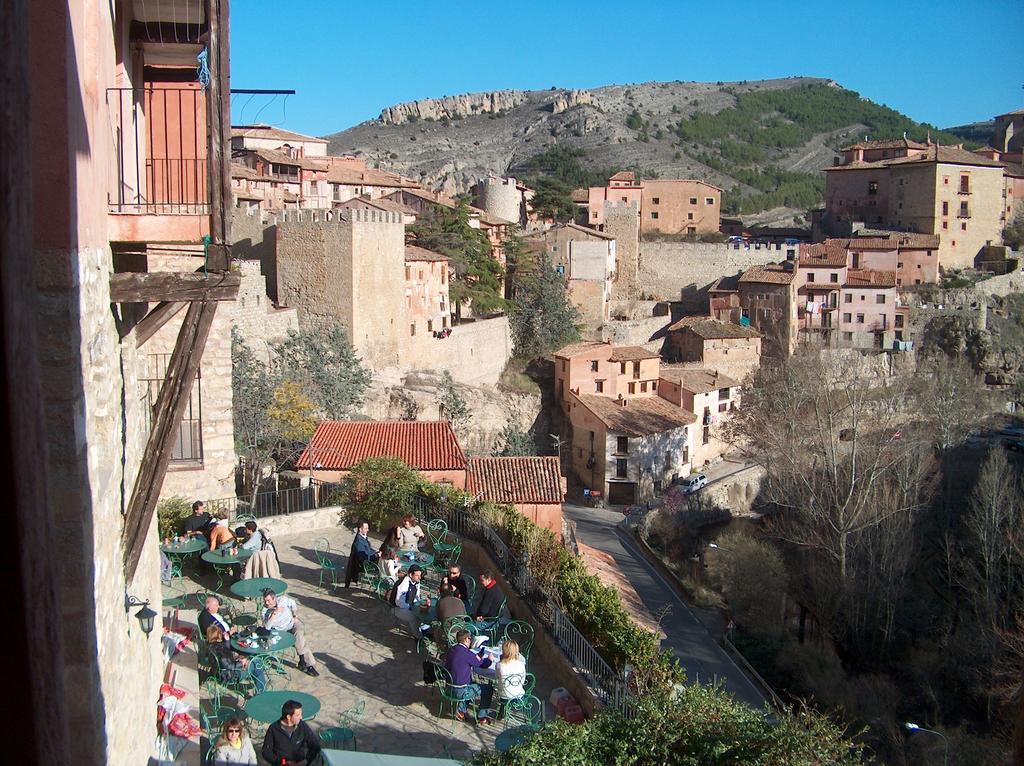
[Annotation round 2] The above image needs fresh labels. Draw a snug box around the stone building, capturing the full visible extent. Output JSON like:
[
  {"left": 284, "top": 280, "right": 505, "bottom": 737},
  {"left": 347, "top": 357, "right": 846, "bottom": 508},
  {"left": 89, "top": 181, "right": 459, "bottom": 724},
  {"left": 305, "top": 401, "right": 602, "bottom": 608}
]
[
  {"left": 822, "top": 141, "right": 1008, "bottom": 269},
  {"left": 274, "top": 208, "right": 407, "bottom": 369},
  {"left": 602, "top": 202, "right": 641, "bottom": 300},
  {"left": 404, "top": 245, "right": 452, "bottom": 339},
  {"left": 229, "top": 259, "right": 299, "bottom": 360},
  {"left": 658, "top": 368, "right": 740, "bottom": 467},
  {"left": 472, "top": 175, "right": 534, "bottom": 228},
  {"left": 663, "top": 317, "right": 762, "bottom": 380},
  {"left": 710, "top": 263, "right": 798, "bottom": 355},
  {"left": 8, "top": 0, "right": 236, "bottom": 762},
  {"left": 531, "top": 223, "right": 617, "bottom": 337},
  {"left": 584, "top": 171, "right": 722, "bottom": 235},
  {"left": 552, "top": 341, "right": 661, "bottom": 415}
]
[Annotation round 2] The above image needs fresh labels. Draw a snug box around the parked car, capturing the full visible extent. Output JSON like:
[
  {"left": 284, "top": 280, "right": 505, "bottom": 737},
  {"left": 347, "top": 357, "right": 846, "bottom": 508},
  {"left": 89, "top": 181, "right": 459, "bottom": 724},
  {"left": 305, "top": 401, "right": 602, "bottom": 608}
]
[{"left": 682, "top": 473, "right": 708, "bottom": 494}]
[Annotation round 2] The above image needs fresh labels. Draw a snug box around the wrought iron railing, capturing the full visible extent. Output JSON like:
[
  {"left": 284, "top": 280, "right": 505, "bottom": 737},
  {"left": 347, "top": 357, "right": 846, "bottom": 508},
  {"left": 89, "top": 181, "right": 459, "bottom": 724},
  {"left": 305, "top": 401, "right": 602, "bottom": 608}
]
[
  {"left": 107, "top": 86, "right": 210, "bottom": 215},
  {"left": 206, "top": 478, "right": 342, "bottom": 520}
]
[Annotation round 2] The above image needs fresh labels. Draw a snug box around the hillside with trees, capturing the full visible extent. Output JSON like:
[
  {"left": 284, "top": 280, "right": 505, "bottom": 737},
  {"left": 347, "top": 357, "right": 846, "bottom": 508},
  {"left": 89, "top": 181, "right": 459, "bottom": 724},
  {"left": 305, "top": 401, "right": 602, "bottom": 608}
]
[{"left": 325, "top": 78, "right": 977, "bottom": 220}]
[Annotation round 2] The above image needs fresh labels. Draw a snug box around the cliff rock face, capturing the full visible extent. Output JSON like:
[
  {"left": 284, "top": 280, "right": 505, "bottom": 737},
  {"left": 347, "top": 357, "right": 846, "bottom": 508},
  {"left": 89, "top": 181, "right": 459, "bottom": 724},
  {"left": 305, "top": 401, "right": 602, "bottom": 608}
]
[
  {"left": 551, "top": 89, "right": 593, "bottom": 114},
  {"left": 380, "top": 90, "right": 530, "bottom": 125}
]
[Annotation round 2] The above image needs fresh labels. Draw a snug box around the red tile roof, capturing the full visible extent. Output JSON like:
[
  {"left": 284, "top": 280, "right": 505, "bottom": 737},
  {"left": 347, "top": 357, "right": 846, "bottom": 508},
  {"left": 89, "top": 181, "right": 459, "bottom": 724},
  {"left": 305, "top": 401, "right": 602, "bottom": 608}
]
[
  {"left": 799, "top": 241, "right": 849, "bottom": 267},
  {"left": 609, "top": 171, "right": 637, "bottom": 182},
  {"left": 667, "top": 316, "right": 761, "bottom": 339},
  {"left": 405, "top": 244, "right": 449, "bottom": 262},
  {"left": 295, "top": 421, "right": 466, "bottom": 471},
  {"left": 232, "top": 125, "right": 327, "bottom": 144},
  {"left": 552, "top": 340, "right": 611, "bottom": 359},
  {"left": 571, "top": 188, "right": 590, "bottom": 203},
  {"left": 467, "top": 456, "right": 564, "bottom": 504},
  {"left": 738, "top": 264, "right": 795, "bottom": 285},
  {"left": 841, "top": 138, "right": 928, "bottom": 151},
  {"left": 659, "top": 366, "right": 740, "bottom": 393},
  {"left": 559, "top": 222, "right": 616, "bottom": 241},
  {"left": 576, "top": 394, "right": 696, "bottom": 436},
  {"left": 608, "top": 346, "right": 661, "bottom": 362},
  {"left": 843, "top": 269, "right": 897, "bottom": 288},
  {"left": 336, "top": 196, "right": 418, "bottom": 216}
]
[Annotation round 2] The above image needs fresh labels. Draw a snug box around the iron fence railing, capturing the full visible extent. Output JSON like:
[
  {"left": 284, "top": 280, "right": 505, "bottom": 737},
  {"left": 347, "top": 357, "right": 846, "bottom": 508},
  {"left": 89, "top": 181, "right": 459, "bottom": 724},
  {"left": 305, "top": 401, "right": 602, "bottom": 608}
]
[
  {"left": 107, "top": 86, "right": 211, "bottom": 214},
  {"left": 206, "top": 479, "right": 342, "bottom": 520}
]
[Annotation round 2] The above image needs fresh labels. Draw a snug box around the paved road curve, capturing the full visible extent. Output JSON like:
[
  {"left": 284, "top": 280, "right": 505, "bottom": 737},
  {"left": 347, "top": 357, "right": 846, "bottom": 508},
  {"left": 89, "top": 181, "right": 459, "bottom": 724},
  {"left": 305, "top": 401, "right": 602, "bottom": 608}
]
[{"left": 563, "top": 501, "right": 768, "bottom": 709}]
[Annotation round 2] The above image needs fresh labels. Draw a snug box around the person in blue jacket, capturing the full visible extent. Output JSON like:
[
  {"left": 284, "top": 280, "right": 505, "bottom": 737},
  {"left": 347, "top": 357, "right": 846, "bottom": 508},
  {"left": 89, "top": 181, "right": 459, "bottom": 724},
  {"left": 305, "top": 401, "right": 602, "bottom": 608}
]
[{"left": 344, "top": 520, "right": 376, "bottom": 587}]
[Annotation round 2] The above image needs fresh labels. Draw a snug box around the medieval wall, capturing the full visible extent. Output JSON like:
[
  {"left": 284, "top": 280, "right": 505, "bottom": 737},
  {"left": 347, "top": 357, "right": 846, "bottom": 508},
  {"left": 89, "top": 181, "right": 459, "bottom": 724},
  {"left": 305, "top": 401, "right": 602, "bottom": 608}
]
[{"left": 638, "top": 242, "right": 788, "bottom": 304}]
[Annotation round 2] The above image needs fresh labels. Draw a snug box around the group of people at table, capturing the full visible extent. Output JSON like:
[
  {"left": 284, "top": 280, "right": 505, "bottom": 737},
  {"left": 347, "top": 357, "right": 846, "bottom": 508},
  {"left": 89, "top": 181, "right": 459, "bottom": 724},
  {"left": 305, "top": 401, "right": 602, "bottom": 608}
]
[
  {"left": 346, "top": 516, "right": 530, "bottom": 725},
  {"left": 176, "top": 500, "right": 274, "bottom": 556}
]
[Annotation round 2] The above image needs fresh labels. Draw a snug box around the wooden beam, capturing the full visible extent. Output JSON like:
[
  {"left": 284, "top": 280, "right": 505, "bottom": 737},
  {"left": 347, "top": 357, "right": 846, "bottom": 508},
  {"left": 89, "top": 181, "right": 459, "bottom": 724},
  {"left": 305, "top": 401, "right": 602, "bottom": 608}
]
[
  {"left": 109, "top": 271, "right": 240, "bottom": 303},
  {"left": 134, "top": 301, "right": 186, "bottom": 347},
  {"left": 206, "top": 0, "right": 232, "bottom": 250},
  {"left": 123, "top": 300, "right": 218, "bottom": 580}
]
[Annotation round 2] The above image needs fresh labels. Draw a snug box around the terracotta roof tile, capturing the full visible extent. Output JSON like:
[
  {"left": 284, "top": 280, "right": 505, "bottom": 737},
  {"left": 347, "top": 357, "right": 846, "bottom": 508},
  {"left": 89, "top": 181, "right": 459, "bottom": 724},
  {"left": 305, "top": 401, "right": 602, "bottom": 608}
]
[
  {"left": 558, "top": 222, "right": 616, "bottom": 241},
  {"left": 466, "top": 456, "right": 564, "bottom": 504},
  {"left": 295, "top": 421, "right": 466, "bottom": 471},
  {"left": 575, "top": 394, "right": 696, "bottom": 436},
  {"left": 667, "top": 316, "right": 761, "bottom": 339},
  {"left": 799, "top": 241, "right": 849, "bottom": 267},
  {"left": 404, "top": 244, "right": 449, "bottom": 262},
  {"left": 738, "top": 264, "right": 795, "bottom": 285},
  {"left": 659, "top": 367, "right": 739, "bottom": 393},
  {"left": 336, "top": 196, "right": 418, "bottom": 216},
  {"left": 841, "top": 138, "right": 928, "bottom": 151},
  {"left": 571, "top": 188, "right": 590, "bottom": 203},
  {"left": 232, "top": 125, "right": 327, "bottom": 143},
  {"left": 391, "top": 188, "right": 513, "bottom": 226},
  {"left": 608, "top": 346, "right": 661, "bottom": 362},
  {"left": 609, "top": 171, "right": 637, "bottom": 182},
  {"left": 843, "top": 268, "right": 897, "bottom": 288},
  {"left": 552, "top": 340, "right": 610, "bottom": 359},
  {"left": 248, "top": 147, "right": 328, "bottom": 171}
]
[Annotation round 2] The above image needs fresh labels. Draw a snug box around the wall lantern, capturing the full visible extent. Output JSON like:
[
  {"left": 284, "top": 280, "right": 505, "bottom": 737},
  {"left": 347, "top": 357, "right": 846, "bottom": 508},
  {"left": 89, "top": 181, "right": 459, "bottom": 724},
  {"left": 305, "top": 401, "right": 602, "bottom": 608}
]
[{"left": 125, "top": 592, "right": 158, "bottom": 636}]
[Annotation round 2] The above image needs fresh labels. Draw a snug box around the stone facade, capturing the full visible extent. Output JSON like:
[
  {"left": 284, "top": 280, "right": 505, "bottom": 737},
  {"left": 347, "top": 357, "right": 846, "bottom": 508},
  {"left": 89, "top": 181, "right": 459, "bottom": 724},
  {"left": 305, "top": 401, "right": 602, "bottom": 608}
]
[
  {"left": 603, "top": 202, "right": 640, "bottom": 300},
  {"left": 472, "top": 176, "right": 526, "bottom": 227},
  {"left": 229, "top": 259, "right": 300, "bottom": 360},
  {"left": 638, "top": 241, "right": 790, "bottom": 302}
]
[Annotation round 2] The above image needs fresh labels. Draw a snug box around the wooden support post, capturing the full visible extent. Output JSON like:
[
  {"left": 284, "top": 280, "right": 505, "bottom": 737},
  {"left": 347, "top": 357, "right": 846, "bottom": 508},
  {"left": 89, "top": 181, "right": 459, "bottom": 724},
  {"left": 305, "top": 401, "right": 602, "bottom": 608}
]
[
  {"left": 206, "top": 0, "right": 232, "bottom": 255},
  {"left": 123, "top": 300, "right": 218, "bottom": 580},
  {"left": 109, "top": 271, "right": 240, "bottom": 303},
  {"left": 133, "top": 301, "right": 186, "bottom": 347}
]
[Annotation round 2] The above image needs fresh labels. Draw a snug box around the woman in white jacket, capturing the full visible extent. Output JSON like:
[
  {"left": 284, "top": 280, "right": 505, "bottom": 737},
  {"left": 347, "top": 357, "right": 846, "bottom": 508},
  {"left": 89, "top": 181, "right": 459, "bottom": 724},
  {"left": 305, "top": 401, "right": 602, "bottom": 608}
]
[
  {"left": 494, "top": 639, "right": 528, "bottom": 716},
  {"left": 213, "top": 718, "right": 258, "bottom": 765}
]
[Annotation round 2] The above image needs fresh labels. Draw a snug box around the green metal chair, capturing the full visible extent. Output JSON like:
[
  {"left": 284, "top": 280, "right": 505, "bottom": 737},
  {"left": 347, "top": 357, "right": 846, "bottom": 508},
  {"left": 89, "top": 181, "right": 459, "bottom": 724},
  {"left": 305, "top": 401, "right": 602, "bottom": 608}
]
[
  {"left": 313, "top": 537, "right": 341, "bottom": 590},
  {"left": 432, "top": 663, "right": 480, "bottom": 732},
  {"left": 427, "top": 519, "right": 458, "bottom": 560},
  {"left": 501, "top": 620, "right": 535, "bottom": 659},
  {"left": 494, "top": 672, "right": 536, "bottom": 719},
  {"left": 503, "top": 694, "right": 543, "bottom": 730},
  {"left": 319, "top": 700, "right": 366, "bottom": 751},
  {"left": 362, "top": 561, "right": 383, "bottom": 591},
  {"left": 444, "top": 616, "right": 478, "bottom": 646}
]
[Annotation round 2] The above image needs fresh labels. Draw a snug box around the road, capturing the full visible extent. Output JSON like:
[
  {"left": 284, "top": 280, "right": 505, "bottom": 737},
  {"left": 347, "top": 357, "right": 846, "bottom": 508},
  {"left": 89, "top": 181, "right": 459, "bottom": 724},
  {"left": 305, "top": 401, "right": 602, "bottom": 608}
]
[{"left": 563, "top": 500, "right": 768, "bottom": 709}]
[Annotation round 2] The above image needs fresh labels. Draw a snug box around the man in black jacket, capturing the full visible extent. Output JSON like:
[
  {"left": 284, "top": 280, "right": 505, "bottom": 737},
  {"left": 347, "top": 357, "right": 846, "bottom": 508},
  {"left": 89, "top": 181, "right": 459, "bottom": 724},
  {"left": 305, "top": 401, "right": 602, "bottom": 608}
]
[
  {"left": 262, "top": 700, "right": 322, "bottom": 766},
  {"left": 181, "top": 500, "right": 212, "bottom": 539},
  {"left": 197, "top": 594, "right": 234, "bottom": 639},
  {"left": 473, "top": 571, "right": 505, "bottom": 631}
]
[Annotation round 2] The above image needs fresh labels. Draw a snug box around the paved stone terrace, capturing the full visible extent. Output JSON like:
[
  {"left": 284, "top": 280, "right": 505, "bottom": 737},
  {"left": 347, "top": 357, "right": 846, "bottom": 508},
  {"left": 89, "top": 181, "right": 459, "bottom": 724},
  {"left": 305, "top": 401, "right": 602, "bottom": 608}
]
[{"left": 195, "top": 524, "right": 561, "bottom": 762}]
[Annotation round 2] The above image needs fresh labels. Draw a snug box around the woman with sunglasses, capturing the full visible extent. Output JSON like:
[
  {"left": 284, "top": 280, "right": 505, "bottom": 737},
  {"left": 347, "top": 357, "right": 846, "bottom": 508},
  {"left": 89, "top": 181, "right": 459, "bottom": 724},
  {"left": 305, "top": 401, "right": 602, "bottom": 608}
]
[{"left": 214, "top": 718, "right": 258, "bottom": 765}]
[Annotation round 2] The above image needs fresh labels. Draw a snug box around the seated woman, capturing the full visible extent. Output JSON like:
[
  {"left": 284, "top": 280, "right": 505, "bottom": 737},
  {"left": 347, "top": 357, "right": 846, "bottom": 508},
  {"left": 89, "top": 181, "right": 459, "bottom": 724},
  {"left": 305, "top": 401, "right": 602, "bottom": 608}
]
[
  {"left": 377, "top": 546, "right": 402, "bottom": 580},
  {"left": 213, "top": 718, "right": 258, "bottom": 765},
  {"left": 379, "top": 522, "right": 401, "bottom": 558},
  {"left": 205, "top": 626, "right": 267, "bottom": 694},
  {"left": 494, "top": 639, "right": 527, "bottom": 716},
  {"left": 397, "top": 515, "right": 425, "bottom": 553}
]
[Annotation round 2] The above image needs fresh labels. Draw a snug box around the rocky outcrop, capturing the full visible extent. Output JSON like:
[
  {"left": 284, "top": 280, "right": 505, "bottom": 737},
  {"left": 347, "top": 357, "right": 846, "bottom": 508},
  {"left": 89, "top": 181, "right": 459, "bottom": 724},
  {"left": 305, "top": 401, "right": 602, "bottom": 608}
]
[
  {"left": 379, "top": 90, "right": 529, "bottom": 125},
  {"left": 551, "top": 89, "right": 594, "bottom": 114}
]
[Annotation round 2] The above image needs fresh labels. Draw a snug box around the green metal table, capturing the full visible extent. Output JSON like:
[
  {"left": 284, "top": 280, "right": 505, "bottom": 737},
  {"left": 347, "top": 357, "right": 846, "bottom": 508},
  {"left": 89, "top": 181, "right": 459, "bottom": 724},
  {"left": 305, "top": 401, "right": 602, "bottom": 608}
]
[
  {"left": 202, "top": 548, "right": 254, "bottom": 590},
  {"left": 231, "top": 577, "right": 287, "bottom": 601},
  {"left": 160, "top": 538, "right": 206, "bottom": 579},
  {"left": 399, "top": 551, "right": 434, "bottom": 568},
  {"left": 495, "top": 724, "right": 539, "bottom": 753},
  {"left": 244, "top": 690, "right": 321, "bottom": 723},
  {"left": 230, "top": 629, "right": 295, "bottom": 656}
]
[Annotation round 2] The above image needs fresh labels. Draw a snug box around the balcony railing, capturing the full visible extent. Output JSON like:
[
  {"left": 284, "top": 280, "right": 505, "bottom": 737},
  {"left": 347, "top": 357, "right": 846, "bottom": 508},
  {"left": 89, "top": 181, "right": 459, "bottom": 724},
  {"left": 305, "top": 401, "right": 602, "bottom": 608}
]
[{"left": 108, "top": 86, "right": 210, "bottom": 215}]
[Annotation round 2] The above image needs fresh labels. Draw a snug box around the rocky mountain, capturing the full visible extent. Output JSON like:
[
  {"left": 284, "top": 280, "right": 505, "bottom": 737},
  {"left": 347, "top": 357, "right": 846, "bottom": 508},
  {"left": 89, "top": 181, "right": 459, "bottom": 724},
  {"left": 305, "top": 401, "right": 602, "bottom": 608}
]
[{"left": 324, "top": 78, "right": 967, "bottom": 214}]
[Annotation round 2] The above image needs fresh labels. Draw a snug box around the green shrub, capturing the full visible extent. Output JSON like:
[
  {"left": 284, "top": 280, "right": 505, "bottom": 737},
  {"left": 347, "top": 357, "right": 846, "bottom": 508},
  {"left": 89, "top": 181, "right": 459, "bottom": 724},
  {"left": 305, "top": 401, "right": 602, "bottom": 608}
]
[
  {"left": 157, "top": 496, "right": 193, "bottom": 540},
  {"left": 342, "top": 457, "right": 423, "bottom": 530}
]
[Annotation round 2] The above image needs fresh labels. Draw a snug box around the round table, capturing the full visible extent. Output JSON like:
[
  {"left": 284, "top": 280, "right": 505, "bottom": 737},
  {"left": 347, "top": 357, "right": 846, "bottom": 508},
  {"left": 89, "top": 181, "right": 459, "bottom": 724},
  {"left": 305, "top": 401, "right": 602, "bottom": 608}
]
[
  {"left": 495, "top": 724, "right": 539, "bottom": 753},
  {"left": 231, "top": 630, "right": 296, "bottom": 656},
  {"left": 400, "top": 551, "right": 434, "bottom": 568},
  {"left": 231, "top": 577, "right": 287, "bottom": 600},
  {"left": 244, "top": 690, "right": 321, "bottom": 723},
  {"left": 160, "top": 538, "right": 207, "bottom": 556},
  {"left": 201, "top": 549, "right": 255, "bottom": 566}
]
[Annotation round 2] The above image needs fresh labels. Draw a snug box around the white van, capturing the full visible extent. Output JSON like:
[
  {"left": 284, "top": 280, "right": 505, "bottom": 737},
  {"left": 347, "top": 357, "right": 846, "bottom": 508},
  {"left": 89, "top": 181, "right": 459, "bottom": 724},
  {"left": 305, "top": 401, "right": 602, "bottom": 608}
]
[{"left": 682, "top": 473, "right": 708, "bottom": 494}]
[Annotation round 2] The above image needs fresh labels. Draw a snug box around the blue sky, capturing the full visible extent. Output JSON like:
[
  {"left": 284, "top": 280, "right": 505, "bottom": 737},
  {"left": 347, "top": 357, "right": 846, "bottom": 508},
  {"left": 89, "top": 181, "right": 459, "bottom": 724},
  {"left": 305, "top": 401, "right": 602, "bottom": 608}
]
[{"left": 231, "top": 0, "right": 1024, "bottom": 137}]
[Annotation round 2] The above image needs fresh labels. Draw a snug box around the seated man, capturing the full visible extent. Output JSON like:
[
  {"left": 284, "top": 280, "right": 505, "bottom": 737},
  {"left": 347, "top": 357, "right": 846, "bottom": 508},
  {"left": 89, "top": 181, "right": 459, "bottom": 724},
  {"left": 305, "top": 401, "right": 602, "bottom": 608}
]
[
  {"left": 261, "top": 699, "right": 322, "bottom": 766},
  {"left": 391, "top": 564, "right": 426, "bottom": 635},
  {"left": 434, "top": 581, "right": 467, "bottom": 645},
  {"left": 182, "top": 500, "right": 212, "bottom": 540},
  {"left": 197, "top": 594, "right": 236, "bottom": 638},
  {"left": 443, "top": 629, "right": 494, "bottom": 724},
  {"left": 262, "top": 590, "right": 320, "bottom": 677},
  {"left": 344, "top": 520, "right": 376, "bottom": 588},
  {"left": 238, "top": 524, "right": 262, "bottom": 552},
  {"left": 247, "top": 520, "right": 280, "bottom": 566},
  {"left": 473, "top": 571, "right": 505, "bottom": 631},
  {"left": 443, "top": 564, "right": 470, "bottom": 603}
]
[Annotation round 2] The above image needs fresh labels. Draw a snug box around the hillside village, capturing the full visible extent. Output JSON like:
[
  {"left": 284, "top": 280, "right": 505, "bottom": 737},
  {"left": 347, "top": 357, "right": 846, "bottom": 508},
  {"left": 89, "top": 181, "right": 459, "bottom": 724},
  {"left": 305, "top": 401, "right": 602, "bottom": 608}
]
[{"left": 9, "top": 1, "right": 1024, "bottom": 765}]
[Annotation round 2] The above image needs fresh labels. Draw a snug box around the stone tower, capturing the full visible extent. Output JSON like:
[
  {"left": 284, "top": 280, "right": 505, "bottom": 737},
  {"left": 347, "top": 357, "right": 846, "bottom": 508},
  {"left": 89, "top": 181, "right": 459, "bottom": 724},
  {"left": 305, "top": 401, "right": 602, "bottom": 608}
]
[{"left": 603, "top": 201, "right": 640, "bottom": 300}]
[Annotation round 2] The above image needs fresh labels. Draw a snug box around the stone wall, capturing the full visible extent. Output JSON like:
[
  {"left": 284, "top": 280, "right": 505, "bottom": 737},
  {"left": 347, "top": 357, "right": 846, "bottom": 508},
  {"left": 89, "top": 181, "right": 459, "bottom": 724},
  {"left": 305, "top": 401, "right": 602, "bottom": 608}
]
[
  {"left": 36, "top": 245, "right": 163, "bottom": 766},
  {"left": 233, "top": 208, "right": 278, "bottom": 300},
  {"left": 638, "top": 242, "right": 788, "bottom": 304},
  {"left": 400, "top": 315, "right": 512, "bottom": 387},
  {"left": 229, "top": 260, "right": 299, "bottom": 360},
  {"left": 147, "top": 253, "right": 236, "bottom": 502},
  {"left": 604, "top": 202, "right": 640, "bottom": 300}
]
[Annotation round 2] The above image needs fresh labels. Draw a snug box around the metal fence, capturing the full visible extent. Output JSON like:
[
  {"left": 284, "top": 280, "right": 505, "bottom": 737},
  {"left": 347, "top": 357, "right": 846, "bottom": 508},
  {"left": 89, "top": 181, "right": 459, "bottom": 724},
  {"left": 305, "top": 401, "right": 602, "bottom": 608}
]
[{"left": 207, "top": 479, "right": 342, "bottom": 520}]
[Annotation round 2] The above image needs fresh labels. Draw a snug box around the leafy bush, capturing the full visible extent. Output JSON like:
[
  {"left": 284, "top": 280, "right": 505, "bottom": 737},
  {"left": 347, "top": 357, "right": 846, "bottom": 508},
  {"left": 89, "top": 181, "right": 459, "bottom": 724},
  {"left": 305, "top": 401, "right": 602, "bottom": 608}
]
[
  {"left": 157, "top": 496, "right": 193, "bottom": 540},
  {"left": 469, "top": 685, "right": 862, "bottom": 766},
  {"left": 342, "top": 457, "right": 423, "bottom": 530}
]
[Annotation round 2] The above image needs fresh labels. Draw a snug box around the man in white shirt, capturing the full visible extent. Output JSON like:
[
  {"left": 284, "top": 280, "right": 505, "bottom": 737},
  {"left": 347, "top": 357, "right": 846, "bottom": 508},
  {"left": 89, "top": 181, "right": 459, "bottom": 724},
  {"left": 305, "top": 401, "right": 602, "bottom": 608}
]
[
  {"left": 262, "top": 590, "right": 319, "bottom": 676},
  {"left": 392, "top": 564, "right": 426, "bottom": 634}
]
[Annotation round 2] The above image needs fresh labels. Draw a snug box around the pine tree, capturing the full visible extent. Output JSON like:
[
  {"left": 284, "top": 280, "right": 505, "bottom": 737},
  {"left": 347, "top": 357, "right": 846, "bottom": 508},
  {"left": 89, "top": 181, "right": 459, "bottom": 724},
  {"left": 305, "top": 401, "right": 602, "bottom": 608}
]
[
  {"left": 436, "top": 370, "right": 471, "bottom": 435},
  {"left": 509, "top": 256, "right": 581, "bottom": 359}
]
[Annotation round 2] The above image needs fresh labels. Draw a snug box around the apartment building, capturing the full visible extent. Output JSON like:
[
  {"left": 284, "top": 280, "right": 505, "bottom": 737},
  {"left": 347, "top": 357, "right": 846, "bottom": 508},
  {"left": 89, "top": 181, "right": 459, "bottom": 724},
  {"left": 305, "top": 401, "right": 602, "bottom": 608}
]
[
  {"left": 663, "top": 317, "right": 762, "bottom": 381},
  {"left": 658, "top": 368, "right": 741, "bottom": 466},
  {"left": 11, "top": 0, "right": 236, "bottom": 762},
  {"left": 405, "top": 245, "right": 452, "bottom": 338},
  {"left": 553, "top": 341, "right": 661, "bottom": 414},
  {"left": 710, "top": 263, "right": 799, "bottom": 355},
  {"left": 584, "top": 171, "right": 722, "bottom": 235},
  {"left": 823, "top": 141, "right": 1008, "bottom": 269}
]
